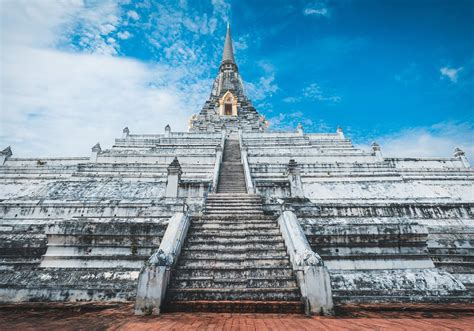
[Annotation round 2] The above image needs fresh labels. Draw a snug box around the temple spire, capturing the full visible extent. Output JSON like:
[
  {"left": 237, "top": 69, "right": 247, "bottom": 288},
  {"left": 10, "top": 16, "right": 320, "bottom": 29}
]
[{"left": 222, "top": 22, "right": 236, "bottom": 64}]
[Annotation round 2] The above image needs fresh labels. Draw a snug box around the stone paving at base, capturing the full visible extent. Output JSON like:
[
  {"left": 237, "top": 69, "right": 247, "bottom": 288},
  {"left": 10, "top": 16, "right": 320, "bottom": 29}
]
[{"left": 1, "top": 303, "right": 473, "bottom": 330}]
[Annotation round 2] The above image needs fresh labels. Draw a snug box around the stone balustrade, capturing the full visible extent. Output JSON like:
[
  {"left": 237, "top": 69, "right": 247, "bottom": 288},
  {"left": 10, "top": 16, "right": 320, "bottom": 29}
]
[
  {"left": 134, "top": 212, "right": 190, "bottom": 315},
  {"left": 277, "top": 211, "right": 334, "bottom": 315}
]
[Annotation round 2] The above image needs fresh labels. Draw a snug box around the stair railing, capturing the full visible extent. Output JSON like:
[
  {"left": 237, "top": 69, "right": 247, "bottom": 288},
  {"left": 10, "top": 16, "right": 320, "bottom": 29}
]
[
  {"left": 238, "top": 130, "right": 255, "bottom": 194},
  {"left": 277, "top": 210, "right": 334, "bottom": 315},
  {"left": 211, "top": 132, "right": 226, "bottom": 193},
  {"left": 134, "top": 211, "right": 191, "bottom": 315}
]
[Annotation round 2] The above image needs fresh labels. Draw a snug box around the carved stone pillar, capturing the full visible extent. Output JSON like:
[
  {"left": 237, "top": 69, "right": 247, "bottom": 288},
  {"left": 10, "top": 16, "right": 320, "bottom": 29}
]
[
  {"left": 90, "top": 143, "right": 101, "bottom": 163},
  {"left": 122, "top": 127, "right": 130, "bottom": 139},
  {"left": 371, "top": 141, "right": 383, "bottom": 160},
  {"left": 336, "top": 126, "right": 344, "bottom": 139},
  {"left": 164, "top": 124, "right": 171, "bottom": 138},
  {"left": 287, "top": 159, "right": 304, "bottom": 198},
  {"left": 296, "top": 123, "right": 304, "bottom": 136},
  {"left": 166, "top": 157, "right": 182, "bottom": 198},
  {"left": 0, "top": 146, "right": 12, "bottom": 165},
  {"left": 454, "top": 147, "right": 470, "bottom": 168}
]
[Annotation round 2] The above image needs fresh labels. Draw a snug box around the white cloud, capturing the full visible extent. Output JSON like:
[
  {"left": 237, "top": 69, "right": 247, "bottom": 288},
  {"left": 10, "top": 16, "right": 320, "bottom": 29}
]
[
  {"left": 440, "top": 66, "right": 463, "bottom": 83},
  {"left": 267, "top": 112, "right": 329, "bottom": 132},
  {"left": 233, "top": 35, "right": 249, "bottom": 51},
  {"left": 0, "top": 45, "right": 205, "bottom": 157},
  {"left": 0, "top": 0, "right": 83, "bottom": 48},
  {"left": 127, "top": 10, "right": 139, "bottom": 21},
  {"left": 282, "top": 83, "right": 340, "bottom": 104},
  {"left": 211, "top": 0, "right": 231, "bottom": 23},
  {"left": 0, "top": 0, "right": 277, "bottom": 158},
  {"left": 303, "top": 83, "right": 341, "bottom": 102},
  {"left": 117, "top": 31, "right": 131, "bottom": 40},
  {"left": 303, "top": 1, "right": 329, "bottom": 17},
  {"left": 0, "top": 1, "right": 212, "bottom": 157},
  {"left": 283, "top": 96, "right": 300, "bottom": 103},
  {"left": 245, "top": 62, "right": 278, "bottom": 101},
  {"left": 304, "top": 8, "right": 329, "bottom": 17},
  {"left": 357, "top": 122, "right": 474, "bottom": 160}
]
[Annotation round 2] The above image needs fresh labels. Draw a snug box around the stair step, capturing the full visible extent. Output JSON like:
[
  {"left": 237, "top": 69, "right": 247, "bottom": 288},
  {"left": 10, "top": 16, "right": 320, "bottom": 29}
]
[
  {"left": 183, "top": 242, "right": 286, "bottom": 250},
  {"left": 203, "top": 211, "right": 264, "bottom": 215},
  {"left": 173, "top": 267, "right": 295, "bottom": 279},
  {"left": 191, "top": 224, "right": 278, "bottom": 230},
  {"left": 194, "top": 215, "right": 274, "bottom": 221},
  {"left": 204, "top": 202, "right": 262, "bottom": 205},
  {"left": 187, "top": 230, "right": 281, "bottom": 236},
  {"left": 162, "top": 300, "right": 304, "bottom": 313},
  {"left": 170, "top": 278, "right": 298, "bottom": 289},
  {"left": 205, "top": 205, "right": 262, "bottom": 209},
  {"left": 166, "top": 287, "right": 302, "bottom": 301},
  {"left": 180, "top": 251, "right": 288, "bottom": 259},
  {"left": 178, "top": 256, "right": 289, "bottom": 263},
  {"left": 186, "top": 233, "right": 281, "bottom": 239},
  {"left": 164, "top": 141, "right": 302, "bottom": 313},
  {"left": 186, "top": 238, "right": 284, "bottom": 245},
  {"left": 182, "top": 246, "right": 287, "bottom": 253}
]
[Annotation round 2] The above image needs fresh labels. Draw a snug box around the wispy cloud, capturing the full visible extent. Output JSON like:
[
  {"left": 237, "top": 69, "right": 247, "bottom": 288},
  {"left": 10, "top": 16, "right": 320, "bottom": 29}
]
[
  {"left": 267, "top": 111, "right": 330, "bottom": 132},
  {"left": 357, "top": 122, "right": 474, "bottom": 160},
  {"left": 303, "top": 1, "right": 330, "bottom": 17},
  {"left": 283, "top": 83, "right": 341, "bottom": 104},
  {"left": 246, "top": 61, "right": 278, "bottom": 101},
  {"left": 1, "top": 0, "right": 279, "bottom": 157},
  {"left": 440, "top": 66, "right": 463, "bottom": 83},
  {"left": 303, "top": 83, "right": 341, "bottom": 102},
  {"left": 0, "top": 0, "right": 229, "bottom": 157},
  {"left": 127, "top": 10, "right": 140, "bottom": 21}
]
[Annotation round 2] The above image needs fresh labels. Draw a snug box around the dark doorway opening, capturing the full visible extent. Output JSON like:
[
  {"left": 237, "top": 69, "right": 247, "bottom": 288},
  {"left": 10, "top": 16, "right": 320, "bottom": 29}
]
[{"left": 225, "top": 103, "right": 232, "bottom": 115}]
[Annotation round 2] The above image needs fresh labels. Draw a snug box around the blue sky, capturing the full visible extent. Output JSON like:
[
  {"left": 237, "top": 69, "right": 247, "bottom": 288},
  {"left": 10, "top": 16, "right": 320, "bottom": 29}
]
[{"left": 1, "top": 0, "right": 473, "bottom": 158}]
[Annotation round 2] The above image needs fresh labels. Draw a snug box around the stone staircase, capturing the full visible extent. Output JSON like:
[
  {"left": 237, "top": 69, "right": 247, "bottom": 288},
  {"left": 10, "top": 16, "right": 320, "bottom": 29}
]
[
  {"left": 164, "top": 139, "right": 303, "bottom": 313},
  {"left": 216, "top": 139, "right": 247, "bottom": 194}
]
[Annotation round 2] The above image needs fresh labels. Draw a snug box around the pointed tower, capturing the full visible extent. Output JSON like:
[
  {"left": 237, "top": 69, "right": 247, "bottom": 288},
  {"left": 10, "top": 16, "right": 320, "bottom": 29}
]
[
  {"left": 221, "top": 23, "right": 237, "bottom": 70},
  {"left": 188, "top": 24, "right": 268, "bottom": 133}
]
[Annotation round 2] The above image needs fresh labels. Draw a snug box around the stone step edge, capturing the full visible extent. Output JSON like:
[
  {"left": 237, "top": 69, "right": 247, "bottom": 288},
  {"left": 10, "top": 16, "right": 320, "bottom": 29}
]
[
  {"left": 184, "top": 240, "right": 285, "bottom": 244},
  {"left": 166, "top": 287, "right": 300, "bottom": 293},
  {"left": 204, "top": 211, "right": 264, "bottom": 214},
  {"left": 184, "top": 233, "right": 281, "bottom": 238},
  {"left": 161, "top": 300, "right": 304, "bottom": 313},
  {"left": 191, "top": 219, "right": 275, "bottom": 222},
  {"left": 190, "top": 224, "right": 277, "bottom": 228},
  {"left": 181, "top": 247, "right": 287, "bottom": 252},
  {"left": 173, "top": 266, "right": 294, "bottom": 271},
  {"left": 164, "top": 299, "right": 303, "bottom": 304},
  {"left": 170, "top": 276, "right": 296, "bottom": 281},
  {"left": 178, "top": 256, "right": 289, "bottom": 261}
]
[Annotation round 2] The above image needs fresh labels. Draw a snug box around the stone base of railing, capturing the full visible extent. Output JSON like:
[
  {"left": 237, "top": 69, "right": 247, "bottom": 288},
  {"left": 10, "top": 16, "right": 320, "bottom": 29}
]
[
  {"left": 134, "top": 265, "right": 169, "bottom": 315},
  {"left": 278, "top": 211, "right": 334, "bottom": 315}
]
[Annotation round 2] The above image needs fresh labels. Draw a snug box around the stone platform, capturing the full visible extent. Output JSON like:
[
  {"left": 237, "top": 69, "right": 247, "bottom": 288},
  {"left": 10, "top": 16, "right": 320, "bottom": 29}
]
[{"left": 1, "top": 303, "right": 473, "bottom": 330}]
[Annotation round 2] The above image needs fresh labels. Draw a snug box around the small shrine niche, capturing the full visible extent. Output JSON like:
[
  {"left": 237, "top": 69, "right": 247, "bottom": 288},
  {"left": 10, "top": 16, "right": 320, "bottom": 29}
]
[{"left": 219, "top": 91, "right": 238, "bottom": 116}]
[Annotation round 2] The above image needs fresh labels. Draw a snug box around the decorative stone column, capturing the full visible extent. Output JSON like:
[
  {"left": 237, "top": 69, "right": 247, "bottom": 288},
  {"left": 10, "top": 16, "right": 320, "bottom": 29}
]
[
  {"left": 371, "top": 142, "right": 383, "bottom": 160},
  {"left": 336, "top": 126, "right": 344, "bottom": 139},
  {"left": 90, "top": 143, "right": 101, "bottom": 163},
  {"left": 454, "top": 147, "right": 470, "bottom": 168},
  {"left": 123, "top": 127, "right": 130, "bottom": 139},
  {"left": 287, "top": 159, "right": 304, "bottom": 198},
  {"left": 0, "top": 146, "right": 12, "bottom": 165},
  {"left": 296, "top": 123, "right": 304, "bottom": 136},
  {"left": 164, "top": 124, "right": 171, "bottom": 138},
  {"left": 166, "top": 157, "right": 182, "bottom": 198}
]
